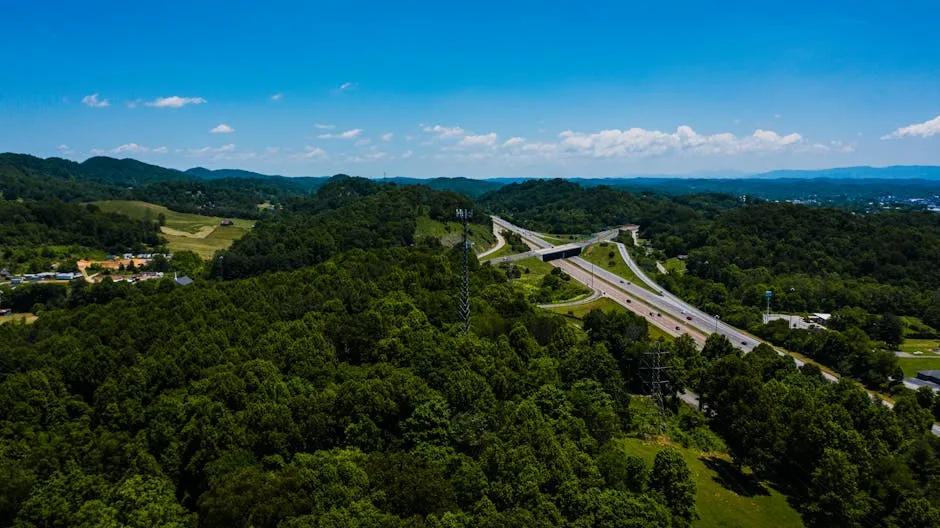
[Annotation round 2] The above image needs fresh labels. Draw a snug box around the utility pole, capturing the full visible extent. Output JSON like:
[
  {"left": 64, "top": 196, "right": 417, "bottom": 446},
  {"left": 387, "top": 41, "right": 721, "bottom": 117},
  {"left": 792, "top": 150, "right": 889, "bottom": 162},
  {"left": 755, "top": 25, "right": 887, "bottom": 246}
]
[
  {"left": 456, "top": 209, "right": 473, "bottom": 334},
  {"left": 765, "top": 290, "right": 772, "bottom": 319},
  {"left": 714, "top": 314, "right": 720, "bottom": 334},
  {"left": 219, "top": 255, "right": 224, "bottom": 281},
  {"left": 640, "top": 342, "right": 669, "bottom": 434}
]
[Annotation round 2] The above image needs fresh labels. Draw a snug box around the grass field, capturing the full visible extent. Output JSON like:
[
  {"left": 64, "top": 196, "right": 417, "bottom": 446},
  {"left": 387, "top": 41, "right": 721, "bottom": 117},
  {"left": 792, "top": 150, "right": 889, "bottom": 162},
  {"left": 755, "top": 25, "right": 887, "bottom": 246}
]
[
  {"left": 507, "top": 257, "right": 591, "bottom": 303},
  {"left": 899, "top": 338, "right": 940, "bottom": 354},
  {"left": 480, "top": 243, "right": 526, "bottom": 261},
  {"left": 898, "top": 358, "right": 940, "bottom": 378},
  {"left": 581, "top": 243, "right": 660, "bottom": 295},
  {"left": 415, "top": 216, "right": 496, "bottom": 253},
  {"left": 92, "top": 201, "right": 256, "bottom": 258},
  {"left": 535, "top": 232, "right": 587, "bottom": 245},
  {"left": 615, "top": 436, "right": 804, "bottom": 528},
  {"left": 0, "top": 313, "right": 38, "bottom": 325},
  {"left": 543, "top": 297, "right": 671, "bottom": 341},
  {"left": 664, "top": 257, "right": 687, "bottom": 275}
]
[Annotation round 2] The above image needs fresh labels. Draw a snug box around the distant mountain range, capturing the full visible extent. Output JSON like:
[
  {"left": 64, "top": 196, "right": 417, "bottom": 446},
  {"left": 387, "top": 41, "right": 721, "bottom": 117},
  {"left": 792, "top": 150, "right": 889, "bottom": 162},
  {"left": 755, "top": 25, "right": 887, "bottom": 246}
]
[{"left": 2, "top": 153, "right": 939, "bottom": 208}]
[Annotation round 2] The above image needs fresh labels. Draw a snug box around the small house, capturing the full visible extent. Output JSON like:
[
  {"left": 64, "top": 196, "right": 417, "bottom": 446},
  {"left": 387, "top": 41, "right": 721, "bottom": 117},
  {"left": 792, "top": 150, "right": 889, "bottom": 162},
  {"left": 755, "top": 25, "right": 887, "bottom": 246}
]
[
  {"left": 0, "top": 308, "right": 11, "bottom": 317},
  {"left": 174, "top": 276, "right": 194, "bottom": 286},
  {"left": 11, "top": 277, "right": 23, "bottom": 285},
  {"left": 123, "top": 253, "right": 134, "bottom": 260},
  {"left": 0, "top": 268, "right": 9, "bottom": 278},
  {"left": 55, "top": 272, "right": 77, "bottom": 280},
  {"left": 220, "top": 220, "right": 234, "bottom": 226}
]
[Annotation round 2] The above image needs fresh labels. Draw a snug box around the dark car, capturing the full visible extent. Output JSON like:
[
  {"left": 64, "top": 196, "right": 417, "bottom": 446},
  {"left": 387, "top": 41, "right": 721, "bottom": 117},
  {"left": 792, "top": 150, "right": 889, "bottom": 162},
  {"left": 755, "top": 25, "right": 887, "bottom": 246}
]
[
  {"left": 675, "top": 326, "right": 680, "bottom": 331},
  {"left": 656, "top": 313, "right": 661, "bottom": 317},
  {"left": 741, "top": 341, "right": 748, "bottom": 346},
  {"left": 626, "top": 299, "right": 631, "bottom": 303},
  {"left": 686, "top": 316, "right": 692, "bottom": 321}
]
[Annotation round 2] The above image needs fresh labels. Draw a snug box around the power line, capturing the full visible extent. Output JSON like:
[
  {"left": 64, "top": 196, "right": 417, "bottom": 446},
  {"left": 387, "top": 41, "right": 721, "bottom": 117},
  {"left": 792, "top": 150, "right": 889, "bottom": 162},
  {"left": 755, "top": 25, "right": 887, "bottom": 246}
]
[
  {"left": 456, "top": 209, "right": 472, "bottom": 334},
  {"left": 640, "top": 341, "right": 669, "bottom": 434}
]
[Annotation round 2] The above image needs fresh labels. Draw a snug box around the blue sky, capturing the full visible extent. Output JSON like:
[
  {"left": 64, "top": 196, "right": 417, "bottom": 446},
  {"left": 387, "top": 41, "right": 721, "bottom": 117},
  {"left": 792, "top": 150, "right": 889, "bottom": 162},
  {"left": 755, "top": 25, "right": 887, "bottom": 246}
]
[{"left": 2, "top": 1, "right": 940, "bottom": 178}]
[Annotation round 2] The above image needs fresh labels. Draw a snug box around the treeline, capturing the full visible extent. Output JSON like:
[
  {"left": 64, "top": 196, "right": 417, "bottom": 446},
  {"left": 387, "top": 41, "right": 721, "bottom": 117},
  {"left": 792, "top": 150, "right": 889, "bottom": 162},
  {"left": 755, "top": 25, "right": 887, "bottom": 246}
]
[
  {"left": 0, "top": 153, "right": 315, "bottom": 218},
  {"left": 216, "top": 176, "right": 488, "bottom": 278},
  {"left": 0, "top": 246, "right": 696, "bottom": 527}
]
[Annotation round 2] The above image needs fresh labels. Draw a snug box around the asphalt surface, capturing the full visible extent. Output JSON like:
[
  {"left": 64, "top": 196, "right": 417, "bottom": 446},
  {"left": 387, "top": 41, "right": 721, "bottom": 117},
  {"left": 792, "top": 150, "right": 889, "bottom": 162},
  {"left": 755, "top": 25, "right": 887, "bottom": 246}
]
[{"left": 476, "top": 222, "right": 506, "bottom": 259}]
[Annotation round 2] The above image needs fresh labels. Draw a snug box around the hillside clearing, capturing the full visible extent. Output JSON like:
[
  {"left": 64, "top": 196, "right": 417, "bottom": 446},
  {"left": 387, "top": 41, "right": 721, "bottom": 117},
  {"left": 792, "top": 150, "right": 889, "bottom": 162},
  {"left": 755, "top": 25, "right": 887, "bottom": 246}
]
[
  {"left": 615, "top": 436, "right": 804, "bottom": 528},
  {"left": 92, "top": 200, "right": 255, "bottom": 258}
]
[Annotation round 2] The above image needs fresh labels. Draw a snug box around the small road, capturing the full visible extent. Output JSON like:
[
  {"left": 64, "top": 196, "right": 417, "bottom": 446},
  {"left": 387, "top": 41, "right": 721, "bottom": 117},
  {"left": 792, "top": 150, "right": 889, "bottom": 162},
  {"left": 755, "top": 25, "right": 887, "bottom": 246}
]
[
  {"left": 538, "top": 290, "right": 601, "bottom": 309},
  {"left": 476, "top": 222, "right": 506, "bottom": 259}
]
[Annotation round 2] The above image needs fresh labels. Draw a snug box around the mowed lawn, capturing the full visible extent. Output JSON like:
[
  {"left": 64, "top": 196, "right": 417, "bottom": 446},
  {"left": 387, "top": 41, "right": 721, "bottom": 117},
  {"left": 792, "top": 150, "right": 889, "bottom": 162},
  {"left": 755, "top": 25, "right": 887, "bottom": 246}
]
[
  {"left": 615, "top": 437, "right": 804, "bottom": 528},
  {"left": 414, "top": 216, "right": 496, "bottom": 253},
  {"left": 581, "top": 243, "right": 660, "bottom": 295},
  {"left": 92, "top": 200, "right": 255, "bottom": 258},
  {"left": 898, "top": 358, "right": 940, "bottom": 378}
]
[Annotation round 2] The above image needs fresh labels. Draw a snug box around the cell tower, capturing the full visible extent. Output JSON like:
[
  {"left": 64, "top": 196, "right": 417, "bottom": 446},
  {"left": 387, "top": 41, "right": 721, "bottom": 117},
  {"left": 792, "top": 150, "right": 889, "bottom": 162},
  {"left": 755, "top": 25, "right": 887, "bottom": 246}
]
[
  {"left": 456, "top": 209, "right": 473, "bottom": 333},
  {"left": 640, "top": 342, "right": 669, "bottom": 434}
]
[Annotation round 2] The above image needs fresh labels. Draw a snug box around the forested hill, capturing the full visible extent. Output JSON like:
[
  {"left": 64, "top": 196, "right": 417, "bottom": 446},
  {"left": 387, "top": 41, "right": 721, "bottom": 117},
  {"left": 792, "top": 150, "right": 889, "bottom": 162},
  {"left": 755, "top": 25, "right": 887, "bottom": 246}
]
[
  {"left": 0, "top": 199, "right": 163, "bottom": 253},
  {"left": 479, "top": 178, "right": 740, "bottom": 233},
  {"left": 216, "top": 176, "right": 487, "bottom": 278},
  {"left": 186, "top": 167, "right": 327, "bottom": 192},
  {"left": 0, "top": 153, "right": 316, "bottom": 218}
]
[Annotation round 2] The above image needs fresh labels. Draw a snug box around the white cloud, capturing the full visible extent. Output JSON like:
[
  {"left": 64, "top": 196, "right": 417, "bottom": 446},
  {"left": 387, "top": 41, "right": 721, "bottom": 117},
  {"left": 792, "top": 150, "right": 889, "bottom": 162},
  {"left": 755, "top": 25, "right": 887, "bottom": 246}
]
[
  {"left": 145, "top": 96, "right": 207, "bottom": 108},
  {"left": 271, "top": 93, "right": 284, "bottom": 101},
  {"left": 355, "top": 139, "right": 371, "bottom": 146},
  {"left": 315, "top": 123, "right": 335, "bottom": 130},
  {"left": 266, "top": 147, "right": 281, "bottom": 155},
  {"left": 774, "top": 114, "right": 782, "bottom": 119},
  {"left": 185, "top": 144, "right": 236, "bottom": 157},
  {"left": 502, "top": 136, "right": 526, "bottom": 147},
  {"left": 337, "top": 82, "right": 357, "bottom": 92},
  {"left": 210, "top": 124, "right": 235, "bottom": 134},
  {"left": 125, "top": 99, "right": 142, "bottom": 108},
  {"left": 402, "top": 150, "right": 413, "bottom": 158},
  {"left": 82, "top": 93, "right": 109, "bottom": 108},
  {"left": 422, "top": 124, "right": 465, "bottom": 138},
  {"left": 459, "top": 133, "right": 499, "bottom": 147},
  {"left": 298, "top": 146, "right": 328, "bottom": 160},
  {"left": 557, "top": 125, "right": 808, "bottom": 158},
  {"left": 381, "top": 132, "right": 394, "bottom": 141},
  {"left": 881, "top": 115, "right": 940, "bottom": 139},
  {"left": 318, "top": 128, "right": 363, "bottom": 139},
  {"left": 345, "top": 151, "right": 388, "bottom": 163},
  {"left": 57, "top": 144, "right": 75, "bottom": 155},
  {"left": 90, "top": 143, "right": 168, "bottom": 155}
]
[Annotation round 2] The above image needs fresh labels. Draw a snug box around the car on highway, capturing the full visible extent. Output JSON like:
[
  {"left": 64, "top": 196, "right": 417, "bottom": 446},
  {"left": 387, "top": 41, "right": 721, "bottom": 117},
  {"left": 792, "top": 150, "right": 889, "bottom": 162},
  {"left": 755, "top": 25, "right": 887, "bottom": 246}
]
[
  {"left": 675, "top": 326, "right": 680, "bottom": 331},
  {"left": 686, "top": 316, "right": 692, "bottom": 320},
  {"left": 626, "top": 299, "right": 631, "bottom": 303},
  {"left": 656, "top": 312, "right": 661, "bottom": 317},
  {"left": 741, "top": 341, "right": 748, "bottom": 346}
]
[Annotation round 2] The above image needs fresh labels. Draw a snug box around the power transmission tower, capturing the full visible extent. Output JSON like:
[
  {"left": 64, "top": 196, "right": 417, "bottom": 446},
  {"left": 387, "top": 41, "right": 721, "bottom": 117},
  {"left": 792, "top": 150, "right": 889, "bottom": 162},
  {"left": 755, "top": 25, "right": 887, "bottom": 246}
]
[
  {"left": 456, "top": 209, "right": 473, "bottom": 333},
  {"left": 640, "top": 342, "right": 669, "bottom": 434}
]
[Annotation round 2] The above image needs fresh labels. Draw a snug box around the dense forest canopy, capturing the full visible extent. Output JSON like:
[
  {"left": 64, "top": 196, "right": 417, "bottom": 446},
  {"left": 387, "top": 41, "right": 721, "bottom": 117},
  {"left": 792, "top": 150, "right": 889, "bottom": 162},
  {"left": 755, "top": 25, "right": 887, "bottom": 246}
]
[
  {"left": 216, "top": 176, "right": 488, "bottom": 278},
  {"left": 480, "top": 179, "right": 740, "bottom": 234}
]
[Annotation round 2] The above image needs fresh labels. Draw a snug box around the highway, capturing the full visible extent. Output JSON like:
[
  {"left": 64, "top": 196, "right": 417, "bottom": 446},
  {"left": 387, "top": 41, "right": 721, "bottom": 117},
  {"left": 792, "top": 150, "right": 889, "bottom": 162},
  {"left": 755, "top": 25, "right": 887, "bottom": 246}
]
[{"left": 490, "top": 215, "right": 940, "bottom": 435}]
